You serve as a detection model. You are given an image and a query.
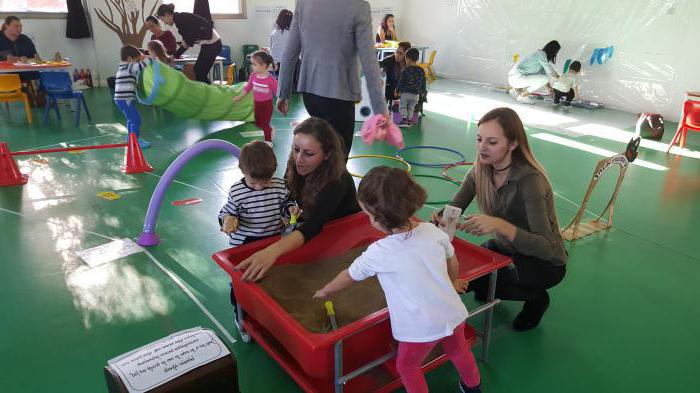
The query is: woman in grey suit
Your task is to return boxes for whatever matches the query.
[276,0,390,157]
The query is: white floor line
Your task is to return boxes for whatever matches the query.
[553,191,598,218]
[24,134,115,151]
[145,172,223,196]
[424,192,597,219]
[142,248,236,344]
[0,206,235,345]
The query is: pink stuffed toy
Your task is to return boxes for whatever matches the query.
[361,114,404,148]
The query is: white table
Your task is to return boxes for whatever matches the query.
[172,56,226,84]
[375,46,430,62]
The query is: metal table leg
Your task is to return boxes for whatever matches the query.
[481,270,498,361]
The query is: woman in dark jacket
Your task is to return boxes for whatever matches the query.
[379,41,411,105]
[156,3,222,84]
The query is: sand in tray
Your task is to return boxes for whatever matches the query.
[257,246,388,333]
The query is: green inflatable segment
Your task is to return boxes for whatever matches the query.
[137,60,255,122]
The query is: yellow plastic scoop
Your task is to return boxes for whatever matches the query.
[324,301,338,330]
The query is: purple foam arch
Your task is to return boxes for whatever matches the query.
[137,139,241,246]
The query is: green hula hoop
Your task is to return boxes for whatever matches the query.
[412,174,462,205]
[347,154,412,178]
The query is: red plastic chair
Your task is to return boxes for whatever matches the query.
[667,94,700,153]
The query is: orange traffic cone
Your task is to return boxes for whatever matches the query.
[0,142,28,186]
[122,133,153,174]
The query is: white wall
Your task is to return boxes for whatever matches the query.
[14,18,99,81]
[15,0,402,86]
[400,0,697,121]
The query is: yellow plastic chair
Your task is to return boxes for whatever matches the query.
[418,50,437,82]
[0,74,32,124]
[226,63,237,85]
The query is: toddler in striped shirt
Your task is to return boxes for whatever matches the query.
[219,141,289,246]
[114,44,151,148]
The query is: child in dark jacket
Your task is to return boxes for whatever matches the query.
[395,48,427,127]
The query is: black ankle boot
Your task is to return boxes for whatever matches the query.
[512,292,550,331]
[459,381,482,393]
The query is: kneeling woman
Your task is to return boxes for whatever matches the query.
[238,117,360,281]
[434,107,567,331]
[508,40,560,104]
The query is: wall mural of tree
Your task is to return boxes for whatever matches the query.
[94,0,159,48]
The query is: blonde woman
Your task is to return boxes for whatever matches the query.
[433,107,567,331]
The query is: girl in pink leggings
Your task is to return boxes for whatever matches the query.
[315,166,482,393]
[233,51,278,146]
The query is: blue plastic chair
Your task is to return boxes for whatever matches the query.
[213,44,233,81]
[39,71,92,127]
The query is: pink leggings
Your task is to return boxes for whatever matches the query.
[396,323,480,393]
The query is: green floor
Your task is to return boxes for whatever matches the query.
[1,81,699,393]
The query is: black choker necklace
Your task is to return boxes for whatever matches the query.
[494,163,511,172]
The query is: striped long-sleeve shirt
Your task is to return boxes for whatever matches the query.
[114,60,148,101]
[218,177,289,246]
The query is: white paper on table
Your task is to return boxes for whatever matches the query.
[75,238,143,268]
[107,328,230,393]
[240,131,264,137]
[439,205,462,241]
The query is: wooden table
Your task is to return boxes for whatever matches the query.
[172,56,226,84]
[0,60,72,73]
[0,61,72,106]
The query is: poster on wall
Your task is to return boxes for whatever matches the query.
[255,5,286,18]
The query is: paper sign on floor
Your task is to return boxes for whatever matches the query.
[106,328,230,393]
[76,238,143,268]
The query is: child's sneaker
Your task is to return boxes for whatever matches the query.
[508,88,519,99]
[459,381,482,393]
[563,100,572,107]
[516,94,536,104]
[398,119,410,128]
[411,112,420,124]
[138,138,151,149]
[125,135,151,149]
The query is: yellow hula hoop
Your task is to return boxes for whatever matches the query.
[347,154,412,178]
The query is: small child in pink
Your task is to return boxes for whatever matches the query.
[233,51,278,145]
[315,167,482,393]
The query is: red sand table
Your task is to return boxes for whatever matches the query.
[212,213,512,393]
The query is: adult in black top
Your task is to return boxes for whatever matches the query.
[156,3,222,84]
[0,16,39,81]
[375,14,397,44]
[379,41,411,105]
[0,16,38,61]
[238,117,360,281]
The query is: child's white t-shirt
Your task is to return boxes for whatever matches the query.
[348,222,469,343]
[553,71,579,92]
